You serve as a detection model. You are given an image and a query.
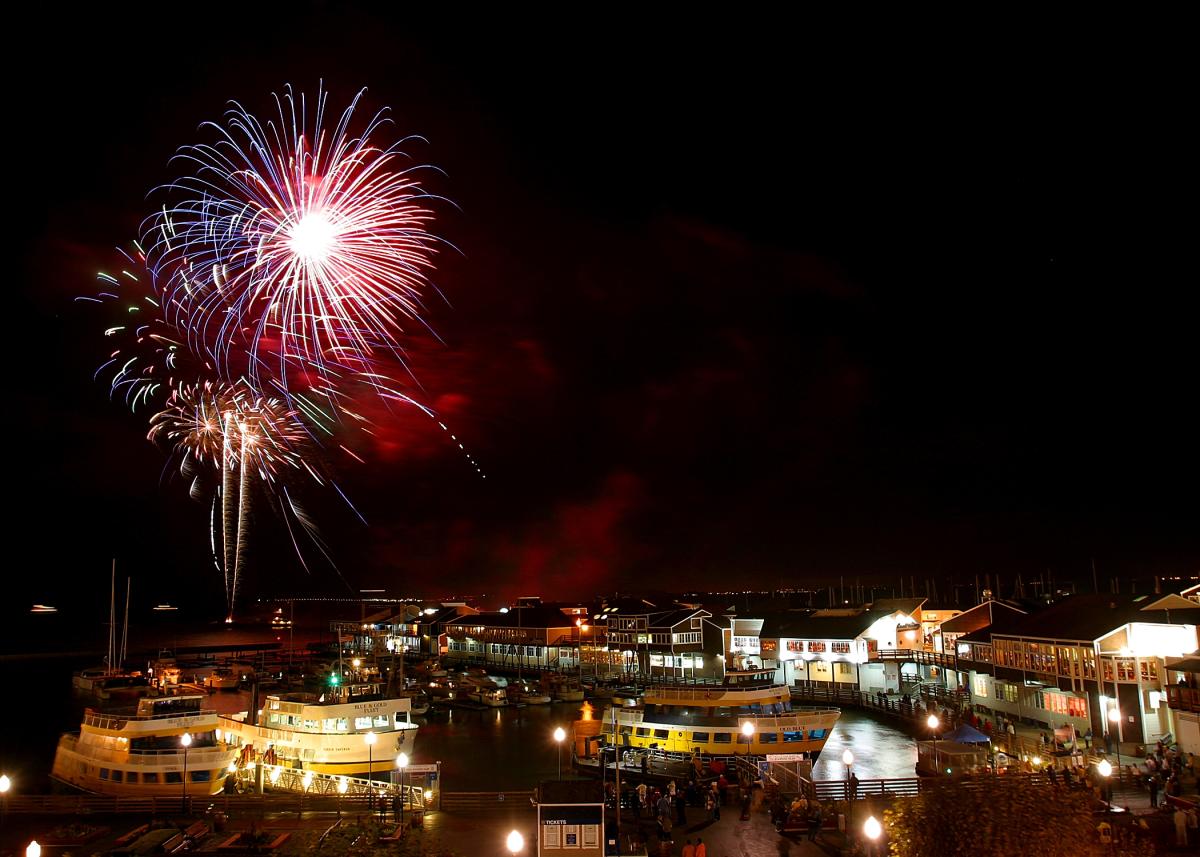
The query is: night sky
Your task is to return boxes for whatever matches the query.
[12,9,1197,613]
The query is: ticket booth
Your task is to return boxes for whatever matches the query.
[537,780,604,857]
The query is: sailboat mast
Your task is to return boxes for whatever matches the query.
[121,577,131,666]
[108,560,116,674]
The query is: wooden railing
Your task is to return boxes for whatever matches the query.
[439,790,535,812]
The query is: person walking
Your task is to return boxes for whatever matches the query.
[1084,727,1092,750]
[694,838,706,857]
[1148,773,1160,809]
[675,790,687,826]
[681,840,695,857]
[807,803,822,842]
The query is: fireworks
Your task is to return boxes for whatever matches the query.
[148,381,323,620]
[84,85,469,621]
[142,84,443,399]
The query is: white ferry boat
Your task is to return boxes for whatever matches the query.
[219,681,418,775]
[600,669,840,757]
[52,695,237,797]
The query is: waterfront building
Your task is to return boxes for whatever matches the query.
[760,598,929,694]
[390,604,479,656]
[958,593,1198,744]
[604,605,713,679]
[1165,654,1200,754]
[443,606,586,672]
[934,600,1027,695]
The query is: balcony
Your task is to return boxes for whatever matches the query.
[1166,686,1200,712]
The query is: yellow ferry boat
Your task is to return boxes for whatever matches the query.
[52,695,237,797]
[599,669,839,757]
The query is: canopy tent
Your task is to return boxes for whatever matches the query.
[943,723,991,744]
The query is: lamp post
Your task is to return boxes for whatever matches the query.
[1097,758,1113,811]
[1107,707,1122,784]
[863,815,882,857]
[507,829,524,855]
[842,749,854,801]
[1,773,11,828]
[337,776,347,817]
[741,720,756,755]
[554,727,567,780]
[396,752,409,829]
[25,842,40,857]
[180,732,192,813]
[927,714,940,775]
[364,731,377,808]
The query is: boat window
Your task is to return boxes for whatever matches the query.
[337,718,348,731]
[653,729,669,739]
[166,771,183,784]
[618,726,633,735]
[783,731,803,742]
[99,768,110,780]
[192,769,212,782]
[303,720,319,731]
[760,733,779,743]
[809,729,827,740]
[394,713,409,727]
[713,733,731,744]
[268,713,280,725]
[635,728,650,737]
[323,719,339,732]
[143,772,159,783]
[355,716,373,730]
[373,714,390,728]
[691,732,710,742]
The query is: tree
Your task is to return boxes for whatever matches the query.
[883,778,1153,857]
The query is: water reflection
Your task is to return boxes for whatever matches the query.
[811,708,916,781]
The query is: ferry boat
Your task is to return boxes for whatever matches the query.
[219,680,418,775]
[52,695,237,797]
[597,669,839,757]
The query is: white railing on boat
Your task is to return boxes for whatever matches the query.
[83,709,219,731]
[57,735,232,767]
[642,685,792,704]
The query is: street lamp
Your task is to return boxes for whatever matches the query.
[1107,707,1122,780]
[396,752,409,828]
[554,727,567,780]
[927,714,940,775]
[507,829,524,855]
[741,720,756,755]
[25,842,40,857]
[842,749,855,801]
[365,732,377,807]
[180,732,192,813]
[863,816,882,857]
[1,774,10,828]
[1097,759,1113,810]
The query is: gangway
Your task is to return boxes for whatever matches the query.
[232,763,428,812]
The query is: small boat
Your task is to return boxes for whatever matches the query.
[460,684,507,707]
[398,691,431,716]
[510,683,552,705]
[203,668,241,691]
[549,678,586,703]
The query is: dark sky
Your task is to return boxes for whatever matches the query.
[12,8,1197,613]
